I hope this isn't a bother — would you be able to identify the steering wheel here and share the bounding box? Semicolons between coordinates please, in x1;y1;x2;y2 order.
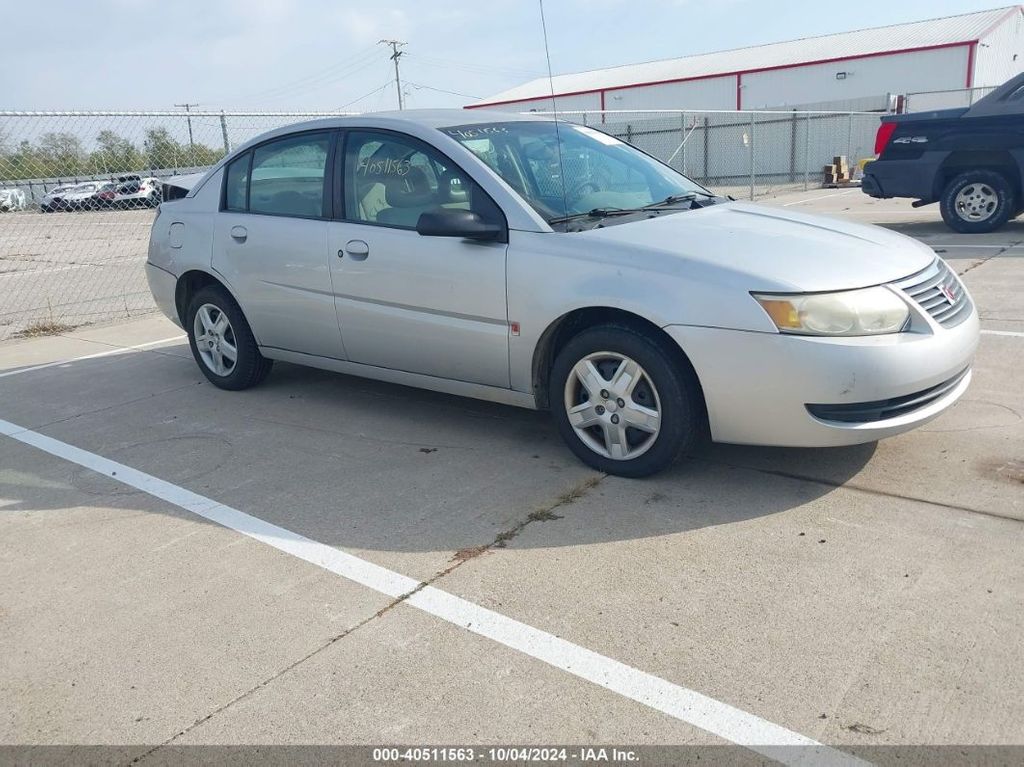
568;180;600;202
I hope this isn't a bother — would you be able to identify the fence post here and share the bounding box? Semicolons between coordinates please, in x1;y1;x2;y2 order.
680;112;687;174
789;110;797;183
702;116;709;185
847;111;853;163
749;112;755;201
803;112;811;192
220;111;231;155
626;123;633;145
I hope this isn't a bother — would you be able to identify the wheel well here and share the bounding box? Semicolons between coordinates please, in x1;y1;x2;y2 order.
532;307;707;419
935;151;1022;201
175;270;226;327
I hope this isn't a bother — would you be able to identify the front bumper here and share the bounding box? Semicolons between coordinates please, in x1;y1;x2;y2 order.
664;308;979;447
145;262;182;328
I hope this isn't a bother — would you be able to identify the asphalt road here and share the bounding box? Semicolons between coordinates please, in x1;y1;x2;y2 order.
0;189;1021;766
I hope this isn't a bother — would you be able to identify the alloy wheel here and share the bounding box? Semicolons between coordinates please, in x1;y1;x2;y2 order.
563;351;662;460
193;303;237;376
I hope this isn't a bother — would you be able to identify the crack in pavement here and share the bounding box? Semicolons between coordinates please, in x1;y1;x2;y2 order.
698;457;1024;525
956;239;1024;275
132;473;606;762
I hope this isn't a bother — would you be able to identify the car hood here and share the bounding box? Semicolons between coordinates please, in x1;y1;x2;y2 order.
580;201;935;292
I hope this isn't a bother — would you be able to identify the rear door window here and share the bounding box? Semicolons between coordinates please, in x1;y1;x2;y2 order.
249;133;330;218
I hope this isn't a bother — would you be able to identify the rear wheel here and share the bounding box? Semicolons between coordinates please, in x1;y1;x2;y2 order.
549;324;703;478
940;170;1015;234
186;285;272;390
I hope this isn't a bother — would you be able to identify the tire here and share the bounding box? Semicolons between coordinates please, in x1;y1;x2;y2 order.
549;323;704;478
940;170;1015;234
186;284;272;390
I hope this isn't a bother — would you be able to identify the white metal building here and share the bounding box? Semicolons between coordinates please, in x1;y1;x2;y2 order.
468;6;1024;113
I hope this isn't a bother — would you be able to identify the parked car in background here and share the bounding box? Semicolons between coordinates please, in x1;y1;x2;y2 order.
40;181;116;211
114;175;162;208
40;185;76;212
93;182;118;208
41;182;97;211
0;187;27;212
863;71;1024;234
147;110;978;477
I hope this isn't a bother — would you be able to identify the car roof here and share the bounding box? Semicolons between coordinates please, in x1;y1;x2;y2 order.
231;108;553;152
300;108;550;130
188;108;559;200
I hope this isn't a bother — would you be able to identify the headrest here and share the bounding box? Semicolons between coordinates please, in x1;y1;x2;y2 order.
384;166;434;208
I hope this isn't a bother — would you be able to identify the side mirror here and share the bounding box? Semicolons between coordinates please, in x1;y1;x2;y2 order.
416;209;505;242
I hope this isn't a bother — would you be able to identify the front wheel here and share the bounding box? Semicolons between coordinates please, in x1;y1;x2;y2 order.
186;285;273;390
549;324;704;478
940;170;1015;234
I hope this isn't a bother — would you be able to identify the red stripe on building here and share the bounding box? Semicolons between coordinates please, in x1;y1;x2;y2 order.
467;41;977;109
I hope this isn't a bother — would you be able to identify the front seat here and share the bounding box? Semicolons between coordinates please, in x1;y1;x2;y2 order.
376;167;440;228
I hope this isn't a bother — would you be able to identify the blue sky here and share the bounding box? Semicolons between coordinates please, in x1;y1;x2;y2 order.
1;0;1007;111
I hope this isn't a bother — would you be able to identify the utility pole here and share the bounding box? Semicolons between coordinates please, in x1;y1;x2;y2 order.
378;40;406;110
174;103;199;150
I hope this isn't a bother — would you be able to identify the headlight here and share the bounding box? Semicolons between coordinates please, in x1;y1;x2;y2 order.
753;286;909;336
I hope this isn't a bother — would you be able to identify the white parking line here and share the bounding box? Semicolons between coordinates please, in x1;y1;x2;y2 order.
782;190;858;207
0;415;863;766
981;329;1024;338
0;335;186;380
930;244;1024;249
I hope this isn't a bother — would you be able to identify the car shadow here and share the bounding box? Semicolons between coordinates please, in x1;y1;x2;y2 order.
0;350;876;555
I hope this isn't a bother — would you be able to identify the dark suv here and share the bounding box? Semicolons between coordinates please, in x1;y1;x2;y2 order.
863;72;1024;234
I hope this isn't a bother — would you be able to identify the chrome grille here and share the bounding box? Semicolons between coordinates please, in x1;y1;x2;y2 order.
892;258;973;329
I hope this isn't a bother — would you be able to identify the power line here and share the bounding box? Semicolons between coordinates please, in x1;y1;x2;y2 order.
406;53;545;79
212;46;382;106
404;80;482;100
336;79;396;110
379;40;406;110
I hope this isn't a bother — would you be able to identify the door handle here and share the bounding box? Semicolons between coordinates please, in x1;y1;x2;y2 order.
345;239;369;260
230;225;248;242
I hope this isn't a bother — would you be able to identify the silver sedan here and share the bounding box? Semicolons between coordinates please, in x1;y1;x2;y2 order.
146;110;978;477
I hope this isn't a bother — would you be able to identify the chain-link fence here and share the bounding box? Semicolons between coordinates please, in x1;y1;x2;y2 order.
0;111;353;341
0;108;883;342
544;110;882;200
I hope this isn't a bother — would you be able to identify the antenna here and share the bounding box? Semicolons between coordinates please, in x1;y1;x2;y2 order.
537;0;570;221
379;40;406;110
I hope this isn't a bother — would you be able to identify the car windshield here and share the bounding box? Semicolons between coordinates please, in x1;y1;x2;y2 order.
441;121;709;224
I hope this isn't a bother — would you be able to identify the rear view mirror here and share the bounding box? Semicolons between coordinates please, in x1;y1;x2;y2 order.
416;210;505;242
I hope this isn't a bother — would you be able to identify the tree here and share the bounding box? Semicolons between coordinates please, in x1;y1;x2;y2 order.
91;130;143;174
6;140;48;179
144;127;188;170
38;132;85;176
